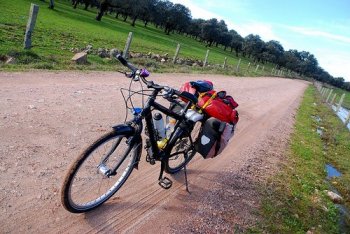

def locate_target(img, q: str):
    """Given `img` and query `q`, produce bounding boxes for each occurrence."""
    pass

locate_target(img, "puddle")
[326,164,342,178]
[331,105,350,131]
[324,164,349,231]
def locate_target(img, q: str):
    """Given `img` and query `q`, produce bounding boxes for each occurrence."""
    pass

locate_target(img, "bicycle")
[61,54,205,213]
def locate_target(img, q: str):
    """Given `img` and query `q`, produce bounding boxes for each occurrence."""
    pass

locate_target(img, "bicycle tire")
[165,121,201,174]
[61,130,140,213]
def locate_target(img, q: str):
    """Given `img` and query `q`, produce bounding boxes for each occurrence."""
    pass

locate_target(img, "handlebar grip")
[116,54,128,66]
[116,54,138,72]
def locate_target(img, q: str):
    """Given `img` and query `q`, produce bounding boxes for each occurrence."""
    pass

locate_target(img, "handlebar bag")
[195,117,235,159]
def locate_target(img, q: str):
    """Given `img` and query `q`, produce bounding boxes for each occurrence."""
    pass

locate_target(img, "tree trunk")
[131,16,137,27]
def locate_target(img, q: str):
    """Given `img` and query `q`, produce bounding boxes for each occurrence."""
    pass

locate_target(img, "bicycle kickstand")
[184,164,190,194]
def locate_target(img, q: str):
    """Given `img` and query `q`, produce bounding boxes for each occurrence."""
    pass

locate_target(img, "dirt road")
[0,71,308,233]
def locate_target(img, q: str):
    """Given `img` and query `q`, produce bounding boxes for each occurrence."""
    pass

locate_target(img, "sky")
[171,0,350,81]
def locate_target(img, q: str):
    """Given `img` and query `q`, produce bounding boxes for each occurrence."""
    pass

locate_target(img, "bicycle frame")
[132,87,193,160]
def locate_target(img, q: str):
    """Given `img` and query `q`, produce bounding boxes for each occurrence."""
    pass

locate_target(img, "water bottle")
[165,117,176,138]
[153,113,166,140]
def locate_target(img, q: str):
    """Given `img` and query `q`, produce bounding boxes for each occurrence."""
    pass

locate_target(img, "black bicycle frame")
[138,88,192,161]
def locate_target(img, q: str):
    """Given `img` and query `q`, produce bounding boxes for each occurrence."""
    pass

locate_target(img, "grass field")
[0,0,278,75]
[259,86,350,233]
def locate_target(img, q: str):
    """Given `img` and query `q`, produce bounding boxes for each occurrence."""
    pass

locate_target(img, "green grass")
[259,86,350,233]
[0,0,279,76]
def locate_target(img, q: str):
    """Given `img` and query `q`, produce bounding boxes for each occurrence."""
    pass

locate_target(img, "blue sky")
[171,0,350,81]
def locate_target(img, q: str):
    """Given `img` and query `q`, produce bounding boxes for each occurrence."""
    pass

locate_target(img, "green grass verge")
[0,0,280,77]
[259,86,350,233]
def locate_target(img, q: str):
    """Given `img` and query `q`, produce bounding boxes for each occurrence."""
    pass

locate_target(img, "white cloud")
[287,26,350,44]
[316,50,350,81]
[170,0,284,43]
[170,0,219,19]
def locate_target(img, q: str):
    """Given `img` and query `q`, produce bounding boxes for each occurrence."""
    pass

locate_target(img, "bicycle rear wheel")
[61,130,140,213]
[165,122,201,174]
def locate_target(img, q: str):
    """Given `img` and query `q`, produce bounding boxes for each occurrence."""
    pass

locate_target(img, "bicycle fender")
[112,124,135,136]
[133,135,143,170]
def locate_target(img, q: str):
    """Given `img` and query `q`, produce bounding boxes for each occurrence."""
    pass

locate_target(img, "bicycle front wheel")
[61,130,140,213]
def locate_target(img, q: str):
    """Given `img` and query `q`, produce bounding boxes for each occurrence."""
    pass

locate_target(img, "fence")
[314,82,350,130]
[22,4,299,78]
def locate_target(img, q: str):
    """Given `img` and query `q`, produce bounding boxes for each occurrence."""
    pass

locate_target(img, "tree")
[187,19,205,40]
[243,34,264,62]
[229,29,243,56]
[201,18,220,47]
[264,40,284,65]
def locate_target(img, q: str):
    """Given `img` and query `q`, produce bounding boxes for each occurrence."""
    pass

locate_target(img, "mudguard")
[112,124,135,136]
[132,135,143,170]
[112,124,142,169]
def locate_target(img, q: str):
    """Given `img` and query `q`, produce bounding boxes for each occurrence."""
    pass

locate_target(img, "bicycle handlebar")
[116,54,197,104]
[116,54,138,73]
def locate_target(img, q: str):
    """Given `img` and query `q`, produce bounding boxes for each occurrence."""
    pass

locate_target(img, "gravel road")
[0,71,308,233]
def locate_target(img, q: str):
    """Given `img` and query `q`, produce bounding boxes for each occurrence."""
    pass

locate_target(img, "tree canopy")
[76,0,347,90]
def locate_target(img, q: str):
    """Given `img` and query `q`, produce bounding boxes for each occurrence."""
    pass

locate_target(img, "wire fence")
[314,82,350,130]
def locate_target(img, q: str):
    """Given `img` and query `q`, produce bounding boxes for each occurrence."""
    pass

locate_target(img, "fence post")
[330,93,337,106]
[203,50,210,67]
[223,57,227,69]
[123,32,133,59]
[236,58,241,72]
[262,66,265,72]
[323,88,329,98]
[24,4,39,49]
[247,62,251,72]
[326,89,333,103]
[271,67,275,74]
[173,43,181,64]
[336,93,346,112]
[49,0,54,9]
[255,64,259,72]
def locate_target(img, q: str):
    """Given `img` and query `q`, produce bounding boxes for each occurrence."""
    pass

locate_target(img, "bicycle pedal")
[158,177,172,189]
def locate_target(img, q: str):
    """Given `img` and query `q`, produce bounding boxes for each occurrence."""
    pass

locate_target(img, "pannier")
[195,117,235,158]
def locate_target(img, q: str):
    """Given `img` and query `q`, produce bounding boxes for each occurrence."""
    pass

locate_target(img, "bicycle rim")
[62,131,138,213]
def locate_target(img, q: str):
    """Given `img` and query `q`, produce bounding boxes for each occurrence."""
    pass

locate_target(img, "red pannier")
[198,90,239,124]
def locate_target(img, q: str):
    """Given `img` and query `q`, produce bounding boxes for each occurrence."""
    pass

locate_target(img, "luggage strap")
[198,92,217,113]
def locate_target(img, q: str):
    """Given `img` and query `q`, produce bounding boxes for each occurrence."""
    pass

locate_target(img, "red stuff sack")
[179,80,213,102]
[198,90,239,124]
